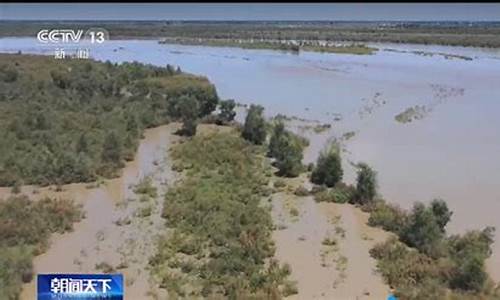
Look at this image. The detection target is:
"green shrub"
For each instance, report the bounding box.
[311,144,343,187]
[322,237,337,246]
[368,200,408,233]
[273,179,286,188]
[370,237,441,289]
[176,95,200,137]
[0,195,82,299]
[136,205,153,218]
[153,131,291,297]
[369,199,496,298]
[217,99,236,125]
[268,120,286,158]
[353,162,377,206]
[293,186,309,196]
[313,183,355,204]
[0,245,33,299]
[400,202,446,258]
[268,120,306,177]
[133,176,158,198]
[242,104,266,145]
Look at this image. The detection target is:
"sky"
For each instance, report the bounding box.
[1,3,500,21]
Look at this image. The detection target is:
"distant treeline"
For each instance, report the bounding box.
[0,54,219,186]
[2,20,500,47]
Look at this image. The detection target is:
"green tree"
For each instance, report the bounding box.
[451,254,487,292]
[355,163,378,205]
[311,144,343,187]
[177,95,199,136]
[101,131,122,166]
[195,85,219,117]
[447,226,495,292]
[401,202,444,258]
[275,134,303,177]
[242,105,266,145]
[268,121,286,158]
[430,199,452,232]
[217,99,236,124]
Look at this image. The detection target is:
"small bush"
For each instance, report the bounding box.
[353,162,378,206]
[136,205,152,218]
[133,176,158,198]
[294,186,309,196]
[322,237,337,246]
[268,120,306,177]
[217,99,236,125]
[242,104,266,144]
[368,200,407,233]
[313,183,355,204]
[274,179,286,188]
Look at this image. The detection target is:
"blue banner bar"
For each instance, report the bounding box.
[37,274,123,300]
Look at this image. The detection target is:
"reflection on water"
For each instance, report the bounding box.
[2,38,500,279]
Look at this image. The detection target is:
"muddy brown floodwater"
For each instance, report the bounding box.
[270,175,392,300]
[2,37,500,293]
[0,123,182,300]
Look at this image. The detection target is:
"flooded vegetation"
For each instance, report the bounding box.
[1,15,500,299]
[160,37,377,55]
[0,196,82,299]
[3,20,500,48]
[395,105,430,123]
[151,125,297,298]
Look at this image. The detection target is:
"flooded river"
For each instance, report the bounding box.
[2,38,500,280]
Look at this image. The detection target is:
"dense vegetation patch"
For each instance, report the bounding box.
[0,195,82,299]
[150,129,294,299]
[368,199,499,299]
[160,37,377,55]
[0,54,218,186]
